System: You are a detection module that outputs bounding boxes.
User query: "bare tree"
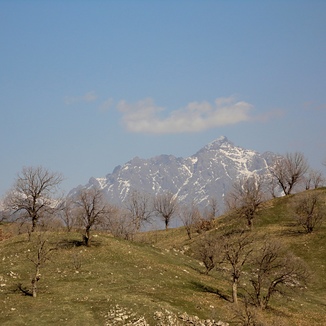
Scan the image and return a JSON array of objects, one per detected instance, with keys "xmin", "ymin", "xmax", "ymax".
[
  {"xmin": 74, "ymin": 188, "xmax": 108, "ymax": 246},
  {"xmin": 194, "ymin": 233, "xmax": 218, "ymax": 274},
  {"xmin": 106, "ymin": 206, "xmax": 137, "ymax": 240},
  {"xmin": 4, "ymin": 166, "xmax": 63, "ymax": 233},
  {"xmin": 124, "ymin": 190, "xmax": 153, "ymax": 231},
  {"xmin": 231, "ymin": 299, "xmax": 262, "ymax": 326},
  {"xmin": 270, "ymin": 152, "xmax": 309, "ymax": 195},
  {"xmin": 304, "ymin": 169, "xmax": 325, "ymax": 190},
  {"xmin": 203, "ymin": 197, "xmax": 219, "ymax": 221},
  {"xmin": 218, "ymin": 230, "xmax": 254, "ymax": 305},
  {"xmin": 58, "ymin": 198, "xmax": 77, "ymax": 232},
  {"xmin": 179, "ymin": 202, "xmax": 201, "ymax": 239},
  {"xmin": 226, "ymin": 175, "xmax": 265, "ymax": 230},
  {"xmin": 248, "ymin": 240, "xmax": 309, "ymax": 309},
  {"xmin": 153, "ymin": 191, "xmax": 178, "ymax": 230},
  {"xmin": 292, "ymin": 192, "xmax": 324, "ymax": 233},
  {"xmin": 18, "ymin": 233, "xmax": 57, "ymax": 297}
]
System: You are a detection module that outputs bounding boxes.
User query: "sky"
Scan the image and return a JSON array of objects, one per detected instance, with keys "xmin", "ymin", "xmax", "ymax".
[{"xmin": 1, "ymin": 0, "xmax": 326, "ymax": 198}]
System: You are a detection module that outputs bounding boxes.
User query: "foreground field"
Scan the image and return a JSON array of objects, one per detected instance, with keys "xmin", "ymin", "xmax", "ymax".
[{"xmin": 1, "ymin": 189, "xmax": 326, "ymax": 325}]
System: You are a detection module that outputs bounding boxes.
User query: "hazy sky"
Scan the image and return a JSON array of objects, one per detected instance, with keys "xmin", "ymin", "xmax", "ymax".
[{"xmin": 1, "ymin": 0, "xmax": 326, "ymax": 197}]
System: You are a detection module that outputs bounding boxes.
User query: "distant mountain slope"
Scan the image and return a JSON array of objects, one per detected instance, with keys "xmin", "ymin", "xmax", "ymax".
[{"xmin": 69, "ymin": 136, "xmax": 277, "ymax": 210}]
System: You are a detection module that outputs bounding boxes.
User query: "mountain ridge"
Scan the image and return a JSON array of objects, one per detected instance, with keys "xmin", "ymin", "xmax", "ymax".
[{"xmin": 69, "ymin": 136, "xmax": 277, "ymax": 210}]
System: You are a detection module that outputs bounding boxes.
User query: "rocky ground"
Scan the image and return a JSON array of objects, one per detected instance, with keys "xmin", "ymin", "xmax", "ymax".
[{"xmin": 104, "ymin": 304, "xmax": 229, "ymax": 326}]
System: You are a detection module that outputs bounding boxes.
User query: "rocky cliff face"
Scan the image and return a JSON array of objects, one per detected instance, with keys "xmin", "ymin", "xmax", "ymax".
[{"xmin": 68, "ymin": 136, "xmax": 277, "ymax": 211}]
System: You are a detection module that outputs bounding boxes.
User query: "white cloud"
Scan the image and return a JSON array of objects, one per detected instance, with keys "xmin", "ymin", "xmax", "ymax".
[
  {"xmin": 64, "ymin": 91, "xmax": 98, "ymax": 105},
  {"xmin": 117, "ymin": 97, "xmax": 253, "ymax": 134}
]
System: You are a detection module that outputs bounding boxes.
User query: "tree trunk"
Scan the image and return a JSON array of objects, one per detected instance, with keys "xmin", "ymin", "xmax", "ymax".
[
  {"xmin": 232, "ymin": 278, "xmax": 238, "ymax": 305},
  {"xmin": 186, "ymin": 228, "xmax": 192, "ymax": 240},
  {"xmin": 84, "ymin": 227, "xmax": 90, "ymax": 246},
  {"xmin": 32, "ymin": 265, "xmax": 40, "ymax": 298},
  {"xmin": 83, "ymin": 234, "xmax": 89, "ymax": 246},
  {"xmin": 31, "ymin": 216, "xmax": 37, "ymax": 233},
  {"xmin": 247, "ymin": 218, "xmax": 253, "ymax": 230},
  {"xmin": 165, "ymin": 218, "xmax": 169, "ymax": 231}
]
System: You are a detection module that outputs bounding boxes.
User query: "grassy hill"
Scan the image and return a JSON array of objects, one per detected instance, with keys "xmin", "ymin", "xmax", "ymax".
[{"xmin": 1, "ymin": 189, "xmax": 326, "ymax": 325}]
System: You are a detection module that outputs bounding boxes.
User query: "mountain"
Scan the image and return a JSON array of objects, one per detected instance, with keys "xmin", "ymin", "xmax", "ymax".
[{"xmin": 68, "ymin": 136, "xmax": 277, "ymax": 211}]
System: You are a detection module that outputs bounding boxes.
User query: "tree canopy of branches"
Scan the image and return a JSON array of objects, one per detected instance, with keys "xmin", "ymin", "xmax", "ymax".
[
  {"xmin": 28, "ymin": 234, "xmax": 56, "ymax": 297},
  {"xmin": 179, "ymin": 202, "xmax": 202, "ymax": 239},
  {"xmin": 304, "ymin": 169, "xmax": 325, "ymax": 190},
  {"xmin": 194, "ymin": 233, "xmax": 218, "ymax": 274},
  {"xmin": 74, "ymin": 188, "xmax": 108, "ymax": 246},
  {"xmin": 153, "ymin": 191, "xmax": 178, "ymax": 230},
  {"xmin": 292, "ymin": 192, "xmax": 324, "ymax": 233},
  {"xmin": 4, "ymin": 166, "xmax": 63, "ymax": 232},
  {"xmin": 270, "ymin": 152, "xmax": 309, "ymax": 195},
  {"xmin": 226, "ymin": 175, "xmax": 264, "ymax": 230},
  {"xmin": 203, "ymin": 197, "xmax": 219, "ymax": 221},
  {"xmin": 248, "ymin": 240, "xmax": 309, "ymax": 309},
  {"xmin": 218, "ymin": 230, "xmax": 254, "ymax": 305},
  {"xmin": 106, "ymin": 206, "xmax": 138, "ymax": 240},
  {"xmin": 17, "ymin": 232, "xmax": 57, "ymax": 298},
  {"xmin": 124, "ymin": 190, "xmax": 153, "ymax": 231},
  {"xmin": 58, "ymin": 198, "xmax": 78, "ymax": 232}
]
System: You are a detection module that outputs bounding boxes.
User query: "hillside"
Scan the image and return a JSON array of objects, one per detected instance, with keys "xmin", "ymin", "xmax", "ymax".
[{"xmin": 0, "ymin": 189, "xmax": 326, "ymax": 325}]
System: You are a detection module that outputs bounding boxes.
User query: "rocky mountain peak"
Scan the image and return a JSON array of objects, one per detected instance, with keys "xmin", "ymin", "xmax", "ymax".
[
  {"xmin": 68, "ymin": 136, "xmax": 277, "ymax": 212},
  {"xmin": 197, "ymin": 136, "xmax": 234, "ymax": 153}
]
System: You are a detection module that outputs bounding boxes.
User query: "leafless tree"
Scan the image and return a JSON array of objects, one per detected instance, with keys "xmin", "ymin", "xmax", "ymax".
[
  {"xmin": 231, "ymin": 299, "xmax": 261, "ymax": 326},
  {"xmin": 218, "ymin": 230, "xmax": 254, "ymax": 305},
  {"xmin": 18, "ymin": 232, "xmax": 57, "ymax": 298},
  {"xmin": 270, "ymin": 152, "xmax": 309, "ymax": 195},
  {"xmin": 226, "ymin": 175, "xmax": 265, "ymax": 230},
  {"xmin": 248, "ymin": 240, "xmax": 309, "ymax": 309},
  {"xmin": 291, "ymin": 192, "xmax": 324, "ymax": 233},
  {"xmin": 124, "ymin": 190, "xmax": 153, "ymax": 231},
  {"xmin": 58, "ymin": 198, "xmax": 77, "ymax": 232},
  {"xmin": 4, "ymin": 166, "xmax": 63, "ymax": 233},
  {"xmin": 203, "ymin": 197, "xmax": 219, "ymax": 221},
  {"xmin": 304, "ymin": 169, "xmax": 325, "ymax": 190},
  {"xmin": 179, "ymin": 202, "xmax": 201, "ymax": 239},
  {"xmin": 153, "ymin": 191, "xmax": 178, "ymax": 230},
  {"xmin": 74, "ymin": 188, "xmax": 108, "ymax": 246},
  {"xmin": 194, "ymin": 233, "xmax": 218, "ymax": 274},
  {"xmin": 105, "ymin": 206, "xmax": 137, "ymax": 240}
]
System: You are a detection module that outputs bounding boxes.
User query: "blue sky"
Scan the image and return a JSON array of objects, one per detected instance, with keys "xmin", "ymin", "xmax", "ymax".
[{"xmin": 1, "ymin": 0, "xmax": 326, "ymax": 197}]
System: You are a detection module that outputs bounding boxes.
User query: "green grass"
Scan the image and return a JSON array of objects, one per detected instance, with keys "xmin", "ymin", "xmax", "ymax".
[{"xmin": 1, "ymin": 189, "xmax": 326, "ymax": 325}]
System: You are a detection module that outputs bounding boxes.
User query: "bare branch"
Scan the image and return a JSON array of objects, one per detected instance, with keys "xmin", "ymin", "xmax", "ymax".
[
  {"xmin": 249, "ymin": 239, "xmax": 309, "ymax": 309},
  {"xmin": 270, "ymin": 152, "xmax": 309, "ymax": 195},
  {"xmin": 291, "ymin": 192, "xmax": 325, "ymax": 233},
  {"xmin": 226, "ymin": 175, "xmax": 265, "ymax": 230},
  {"xmin": 153, "ymin": 191, "xmax": 178, "ymax": 230},
  {"xmin": 74, "ymin": 188, "xmax": 108, "ymax": 246},
  {"xmin": 124, "ymin": 190, "xmax": 153, "ymax": 231},
  {"xmin": 4, "ymin": 166, "xmax": 63, "ymax": 232},
  {"xmin": 179, "ymin": 202, "xmax": 201, "ymax": 239}
]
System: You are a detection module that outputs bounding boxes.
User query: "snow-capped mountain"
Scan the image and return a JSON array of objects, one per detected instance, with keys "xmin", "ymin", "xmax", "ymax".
[{"xmin": 69, "ymin": 136, "xmax": 277, "ymax": 211}]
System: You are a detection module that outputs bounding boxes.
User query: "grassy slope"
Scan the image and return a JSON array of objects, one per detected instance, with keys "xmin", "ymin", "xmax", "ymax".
[{"xmin": 0, "ymin": 189, "xmax": 326, "ymax": 325}]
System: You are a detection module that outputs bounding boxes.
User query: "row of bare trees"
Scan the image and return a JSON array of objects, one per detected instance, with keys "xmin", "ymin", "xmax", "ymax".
[
  {"xmin": 2, "ymin": 151, "xmax": 325, "ymax": 243},
  {"xmin": 2, "ymin": 166, "xmax": 190, "ymax": 246}
]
